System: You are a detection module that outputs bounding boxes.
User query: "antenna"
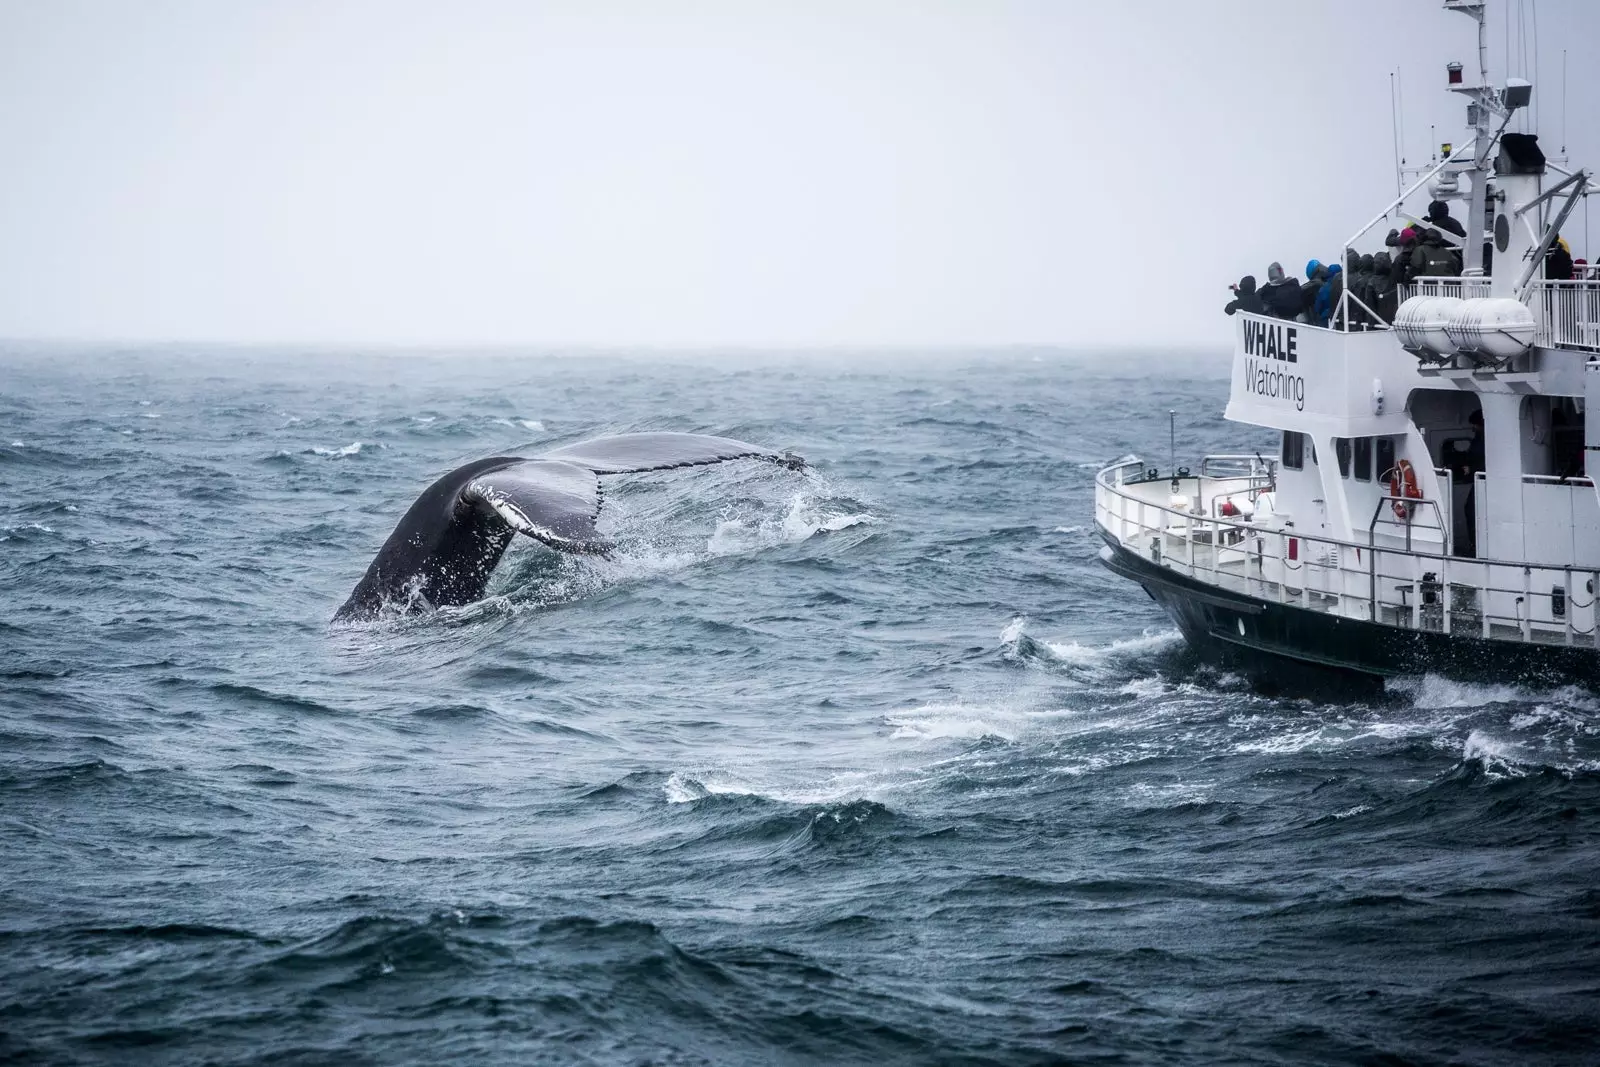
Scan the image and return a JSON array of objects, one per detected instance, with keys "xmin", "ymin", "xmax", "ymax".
[
  {"xmin": 1169, "ymin": 411, "xmax": 1176, "ymax": 479},
  {"xmin": 1389, "ymin": 72, "xmax": 1403, "ymax": 197}
]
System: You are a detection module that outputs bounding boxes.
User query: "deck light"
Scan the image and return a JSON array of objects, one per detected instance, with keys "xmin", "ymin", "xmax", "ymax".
[{"xmin": 1447, "ymin": 61, "xmax": 1463, "ymax": 85}]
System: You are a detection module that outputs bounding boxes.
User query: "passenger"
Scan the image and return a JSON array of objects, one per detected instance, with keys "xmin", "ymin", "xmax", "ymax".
[
  {"xmin": 1223, "ymin": 275, "xmax": 1266, "ymax": 316},
  {"xmin": 1417, "ymin": 228, "xmax": 1459, "ymax": 278},
  {"xmin": 1328, "ymin": 249, "xmax": 1360, "ymax": 328},
  {"xmin": 1259, "ymin": 262, "xmax": 1302, "ymax": 319},
  {"xmin": 1546, "ymin": 234, "xmax": 1574, "ymax": 280},
  {"xmin": 1300, "ymin": 260, "xmax": 1327, "ymax": 323},
  {"xmin": 1372, "ymin": 251, "xmax": 1399, "ymax": 323},
  {"xmin": 1314, "ymin": 262, "xmax": 1343, "ymax": 327},
  {"xmin": 1354, "ymin": 252, "xmax": 1378, "ymax": 327},
  {"xmin": 1393, "ymin": 228, "xmax": 1420, "ymax": 286},
  {"xmin": 1426, "ymin": 199, "xmax": 1467, "ymax": 240},
  {"xmin": 1456, "ymin": 409, "xmax": 1485, "ymax": 557}
]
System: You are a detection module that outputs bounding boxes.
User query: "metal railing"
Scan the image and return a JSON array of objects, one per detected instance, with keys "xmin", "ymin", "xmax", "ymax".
[
  {"xmin": 1400, "ymin": 276, "xmax": 1494, "ymax": 300},
  {"xmin": 1525, "ymin": 280, "xmax": 1600, "ymax": 351},
  {"xmin": 1095, "ymin": 460, "xmax": 1600, "ymax": 647}
]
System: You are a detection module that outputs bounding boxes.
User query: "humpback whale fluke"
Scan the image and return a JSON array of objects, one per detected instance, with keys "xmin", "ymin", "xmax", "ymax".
[{"xmin": 334, "ymin": 432, "xmax": 804, "ymax": 621}]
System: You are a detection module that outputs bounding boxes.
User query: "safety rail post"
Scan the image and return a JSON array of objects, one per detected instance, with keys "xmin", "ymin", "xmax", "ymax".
[
  {"xmin": 1478, "ymin": 561, "xmax": 1489, "ymax": 639},
  {"xmin": 1521, "ymin": 566, "xmax": 1531, "ymax": 642},
  {"xmin": 1565, "ymin": 566, "xmax": 1574, "ymax": 646},
  {"xmin": 1441, "ymin": 554, "xmax": 1452, "ymax": 635},
  {"xmin": 1185, "ymin": 505, "xmax": 1194, "ymax": 577}
]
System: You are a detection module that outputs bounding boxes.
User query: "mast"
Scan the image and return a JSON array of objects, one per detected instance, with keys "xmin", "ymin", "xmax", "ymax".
[{"xmin": 1443, "ymin": 0, "xmax": 1495, "ymax": 276}]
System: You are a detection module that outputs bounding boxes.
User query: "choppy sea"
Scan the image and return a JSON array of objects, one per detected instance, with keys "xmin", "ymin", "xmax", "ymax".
[{"xmin": 2, "ymin": 346, "xmax": 1597, "ymax": 1065}]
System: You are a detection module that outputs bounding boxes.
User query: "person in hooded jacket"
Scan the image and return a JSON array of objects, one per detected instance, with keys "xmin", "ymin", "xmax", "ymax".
[
  {"xmin": 1392, "ymin": 228, "xmax": 1420, "ymax": 286},
  {"xmin": 1418, "ymin": 228, "xmax": 1461, "ymax": 277},
  {"xmin": 1300, "ymin": 261, "xmax": 1326, "ymax": 323},
  {"xmin": 1353, "ymin": 252, "xmax": 1381, "ymax": 328},
  {"xmin": 1224, "ymin": 275, "xmax": 1266, "ymax": 316},
  {"xmin": 1372, "ymin": 251, "xmax": 1399, "ymax": 323},
  {"xmin": 1313, "ymin": 262, "xmax": 1342, "ymax": 327},
  {"xmin": 1546, "ymin": 234, "xmax": 1574, "ymax": 280},
  {"xmin": 1426, "ymin": 200, "xmax": 1467, "ymax": 240},
  {"xmin": 1259, "ymin": 261, "xmax": 1301, "ymax": 319},
  {"xmin": 1327, "ymin": 249, "xmax": 1360, "ymax": 328}
]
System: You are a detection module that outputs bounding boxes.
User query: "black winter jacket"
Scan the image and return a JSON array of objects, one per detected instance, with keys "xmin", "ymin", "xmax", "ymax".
[{"xmin": 1224, "ymin": 276, "xmax": 1267, "ymax": 316}]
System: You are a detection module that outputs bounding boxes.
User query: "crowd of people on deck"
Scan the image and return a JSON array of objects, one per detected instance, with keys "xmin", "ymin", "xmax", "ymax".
[{"xmin": 1224, "ymin": 198, "xmax": 1591, "ymax": 327}]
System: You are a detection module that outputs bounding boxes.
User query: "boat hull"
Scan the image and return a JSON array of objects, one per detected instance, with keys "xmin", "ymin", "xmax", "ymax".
[{"xmin": 1098, "ymin": 535, "xmax": 1600, "ymax": 694}]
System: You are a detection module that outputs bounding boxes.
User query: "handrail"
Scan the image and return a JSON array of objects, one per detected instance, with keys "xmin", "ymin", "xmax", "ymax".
[
  {"xmin": 1094, "ymin": 462, "xmax": 1600, "ymax": 645},
  {"xmin": 1095, "ymin": 463, "xmax": 1523, "ymax": 565}
]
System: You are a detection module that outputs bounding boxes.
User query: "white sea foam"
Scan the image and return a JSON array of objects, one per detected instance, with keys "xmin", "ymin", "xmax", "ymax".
[
  {"xmin": 520, "ymin": 419, "xmax": 544, "ymax": 432},
  {"xmin": 1392, "ymin": 674, "xmax": 1528, "ymax": 709},
  {"xmin": 706, "ymin": 491, "xmax": 875, "ymax": 555},
  {"xmin": 1461, "ymin": 729, "xmax": 1526, "ymax": 777},
  {"xmin": 1043, "ymin": 629, "xmax": 1184, "ymax": 668},
  {"xmin": 662, "ymin": 768, "xmax": 886, "ymax": 807},
  {"xmin": 412, "ymin": 416, "xmax": 436, "ymax": 425},
  {"xmin": 1235, "ymin": 727, "xmax": 1329, "ymax": 755},
  {"xmin": 312, "ymin": 441, "xmax": 365, "ymax": 457},
  {"xmin": 886, "ymin": 703, "xmax": 1020, "ymax": 742},
  {"xmin": 10, "ymin": 441, "xmax": 23, "ymax": 447},
  {"xmin": 1052, "ymin": 525, "xmax": 1083, "ymax": 534}
]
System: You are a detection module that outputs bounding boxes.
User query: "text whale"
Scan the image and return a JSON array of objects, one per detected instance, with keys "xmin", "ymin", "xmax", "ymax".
[{"xmin": 334, "ymin": 432, "xmax": 804, "ymax": 621}]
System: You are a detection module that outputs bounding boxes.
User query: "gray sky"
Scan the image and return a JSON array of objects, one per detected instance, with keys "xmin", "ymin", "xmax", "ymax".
[{"xmin": 1, "ymin": 0, "xmax": 1596, "ymax": 348}]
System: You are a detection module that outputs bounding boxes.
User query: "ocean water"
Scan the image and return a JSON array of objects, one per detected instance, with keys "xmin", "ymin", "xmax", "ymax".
[{"xmin": 2, "ymin": 345, "xmax": 1597, "ymax": 1066}]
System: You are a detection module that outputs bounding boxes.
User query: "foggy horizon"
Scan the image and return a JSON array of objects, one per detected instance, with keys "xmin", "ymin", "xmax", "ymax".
[{"xmin": 3, "ymin": 0, "xmax": 1596, "ymax": 350}]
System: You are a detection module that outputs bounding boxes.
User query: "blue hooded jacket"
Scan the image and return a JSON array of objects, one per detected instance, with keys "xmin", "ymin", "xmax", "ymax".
[{"xmin": 1314, "ymin": 263, "xmax": 1343, "ymax": 326}]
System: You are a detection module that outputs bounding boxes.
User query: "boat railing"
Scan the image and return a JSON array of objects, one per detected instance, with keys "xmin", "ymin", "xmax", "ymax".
[
  {"xmin": 1094, "ymin": 463, "xmax": 1600, "ymax": 647},
  {"xmin": 1198, "ymin": 453, "xmax": 1275, "ymax": 483},
  {"xmin": 1400, "ymin": 276, "xmax": 1494, "ymax": 300},
  {"xmin": 1524, "ymin": 279, "xmax": 1600, "ymax": 351}
]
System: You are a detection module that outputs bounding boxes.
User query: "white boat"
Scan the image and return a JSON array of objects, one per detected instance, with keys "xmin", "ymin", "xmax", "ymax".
[{"xmin": 1094, "ymin": 0, "xmax": 1599, "ymax": 691}]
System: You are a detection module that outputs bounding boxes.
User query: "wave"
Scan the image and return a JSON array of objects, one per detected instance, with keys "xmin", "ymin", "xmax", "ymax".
[
  {"xmin": 706, "ymin": 489, "xmax": 877, "ymax": 556},
  {"xmin": 1389, "ymin": 673, "xmax": 1600, "ymax": 713},
  {"xmin": 308, "ymin": 441, "xmax": 368, "ymax": 458},
  {"xmin": 885, "ymin": 703, "xmax": 1022, "ymax": 742}
]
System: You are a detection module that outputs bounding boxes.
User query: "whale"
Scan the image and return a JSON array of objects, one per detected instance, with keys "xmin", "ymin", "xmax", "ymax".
[{"xmin": 334, "ymin": 432, "xmax": 803, "ymax": 621}]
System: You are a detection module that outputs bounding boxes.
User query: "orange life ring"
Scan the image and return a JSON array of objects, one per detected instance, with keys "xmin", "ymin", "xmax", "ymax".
[{"xmin": 1389, "ymin": 459, "xmax": 1421, "ymax": 520}]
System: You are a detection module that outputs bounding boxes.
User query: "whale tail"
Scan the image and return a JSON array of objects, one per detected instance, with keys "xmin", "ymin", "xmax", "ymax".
[{"xmin": 334, "ymin": 432, "xmax": 802, "ymax": 621}]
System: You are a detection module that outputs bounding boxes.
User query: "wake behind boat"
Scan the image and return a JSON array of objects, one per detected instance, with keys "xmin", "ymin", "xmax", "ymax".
[{"xmin": 1094, "ymin": 0, "xmax": 1599, "ymax": 691}]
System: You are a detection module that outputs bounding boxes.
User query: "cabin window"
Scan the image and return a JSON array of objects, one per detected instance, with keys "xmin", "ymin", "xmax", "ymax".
[
  {"xmin": 1353, "ymin": 437, "xmax": 1373, "ymax": 481},
  {"xmin": 1375, "ymin": 436, "xmax": 1396, "ymax": 479},
  {"xmin": 1281, "ymin": 431, "xmax": 1305, "ymax": 471},
  {"xmin": 1335, "ymin": 438, "xmax": 1352, "ymax": 478}
]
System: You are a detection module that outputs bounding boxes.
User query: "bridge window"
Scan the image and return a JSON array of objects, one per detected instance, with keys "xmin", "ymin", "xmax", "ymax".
[
  {"xmin": 1335, "ymin": 438, "xmax": 1352, "ymax": 478},
  {"xmin": 1353, "ymin": 437, "xmax": 1373, "ymax": 481},
  {"xmin": 1281, "ymin": 431, "xmax": 1306, "ymax": 471},
  {"xmin": 1376, "ymin": 437, "xmax": 1396, "ymax": 479}
]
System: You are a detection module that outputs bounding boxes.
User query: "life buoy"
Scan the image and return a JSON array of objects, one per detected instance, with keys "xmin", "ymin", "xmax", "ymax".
[{"xmin": 1388, "ymin": 459, "xmax": 1421, "ymax": 520}]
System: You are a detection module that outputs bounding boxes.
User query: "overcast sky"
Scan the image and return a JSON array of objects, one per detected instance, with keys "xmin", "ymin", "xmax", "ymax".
[{"xmin": 1, "ymin": 0, "xmax": 1596, "ymax": 349}]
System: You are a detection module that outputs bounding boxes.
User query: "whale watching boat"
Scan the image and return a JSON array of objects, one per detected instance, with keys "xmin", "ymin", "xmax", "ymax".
[{"xmin": 1094, "ymin": 0, "xmax": 1598, "ymax": 691}]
